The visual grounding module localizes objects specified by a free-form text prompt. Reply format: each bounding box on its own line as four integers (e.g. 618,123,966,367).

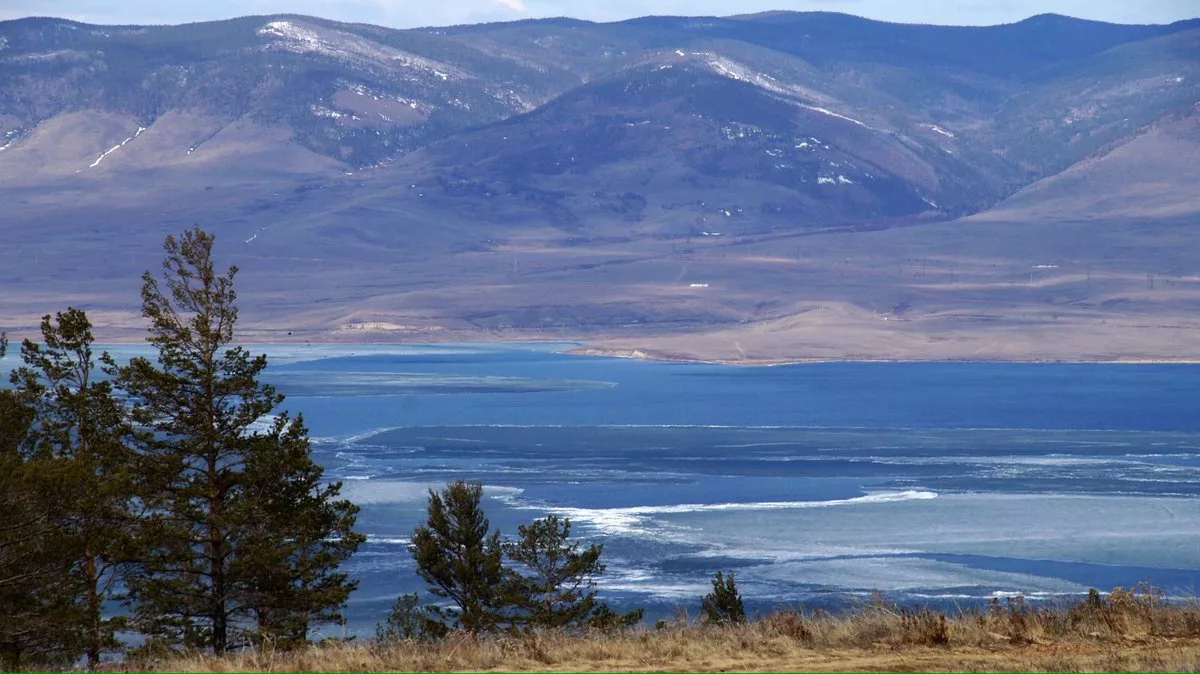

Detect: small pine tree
700,571,746,625
501,514,638,630
374,593,448,642
585,603,645,631
410,480,505,632
501,515,603,629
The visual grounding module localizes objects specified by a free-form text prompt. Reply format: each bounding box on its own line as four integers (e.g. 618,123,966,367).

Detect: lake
5,342,1200,638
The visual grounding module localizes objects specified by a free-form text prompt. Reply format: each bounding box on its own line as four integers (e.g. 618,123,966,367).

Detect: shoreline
561,344,1200,366
6,328,1199,366
247,326,1200,366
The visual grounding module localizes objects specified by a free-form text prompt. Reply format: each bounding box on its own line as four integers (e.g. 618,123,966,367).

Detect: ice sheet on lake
338,479,523,505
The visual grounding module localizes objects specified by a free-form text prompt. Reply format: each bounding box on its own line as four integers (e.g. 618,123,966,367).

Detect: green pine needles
701,571,747,625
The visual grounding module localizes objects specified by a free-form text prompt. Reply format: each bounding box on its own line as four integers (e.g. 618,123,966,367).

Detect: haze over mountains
1,11,1198,361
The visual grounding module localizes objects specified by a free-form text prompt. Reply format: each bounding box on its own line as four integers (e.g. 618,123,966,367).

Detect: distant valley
1,11,1198,361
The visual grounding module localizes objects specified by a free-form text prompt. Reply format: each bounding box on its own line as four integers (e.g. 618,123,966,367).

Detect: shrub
701,571,747,625
375,593,448,642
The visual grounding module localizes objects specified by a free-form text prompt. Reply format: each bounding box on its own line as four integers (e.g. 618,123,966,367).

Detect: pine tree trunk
210,496,227,652
85,554,101,669
211,550,227,653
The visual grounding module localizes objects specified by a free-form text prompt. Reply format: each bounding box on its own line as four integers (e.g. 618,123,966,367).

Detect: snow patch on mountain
801,104,869,128
0,129,19,153
257,20,464,81
697,53,804,102
926,124,955,138
83,125,145,170
688,52,876,131
312,105,347,120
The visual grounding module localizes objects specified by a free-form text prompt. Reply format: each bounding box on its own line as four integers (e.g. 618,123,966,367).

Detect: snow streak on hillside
83,125,145,170
257,20,461,81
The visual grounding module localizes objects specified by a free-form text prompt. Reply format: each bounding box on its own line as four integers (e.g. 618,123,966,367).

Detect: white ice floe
243,413,281,436
341,480,523,506
542,490,937,538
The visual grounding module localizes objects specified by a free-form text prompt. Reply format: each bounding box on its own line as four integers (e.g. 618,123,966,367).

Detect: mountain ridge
1,11,1198,361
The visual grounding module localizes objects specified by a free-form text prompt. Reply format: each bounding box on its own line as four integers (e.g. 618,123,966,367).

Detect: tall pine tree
11,309,136,668
0,334,42,669
0,334,83,669
116,227,362,652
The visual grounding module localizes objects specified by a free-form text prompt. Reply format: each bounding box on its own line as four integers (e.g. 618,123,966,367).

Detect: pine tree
501,515,609,629
700,571,746,625
240,415,365,646
410,480,505,632
0,336,82,669
11,308,135,668
375,593,448,642
0,376,44,670
115,227,362,652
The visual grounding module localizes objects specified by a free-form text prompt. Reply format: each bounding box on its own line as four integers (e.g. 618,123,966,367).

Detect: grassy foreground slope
143,589,1200,672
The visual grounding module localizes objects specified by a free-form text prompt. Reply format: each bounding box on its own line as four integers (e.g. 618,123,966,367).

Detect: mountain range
1,11,1198,361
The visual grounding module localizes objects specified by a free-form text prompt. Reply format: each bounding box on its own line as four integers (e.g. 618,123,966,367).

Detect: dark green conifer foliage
410,480,505,632
115,227,361,652
375,593,448,642
0,360,52,669
0,333,82,669
10,309,136,668
584,603,644,631
501,515,608,629
240,415,365,646
700,570,747,625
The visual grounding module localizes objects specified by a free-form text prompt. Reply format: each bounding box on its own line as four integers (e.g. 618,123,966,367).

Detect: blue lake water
5,342,1200,637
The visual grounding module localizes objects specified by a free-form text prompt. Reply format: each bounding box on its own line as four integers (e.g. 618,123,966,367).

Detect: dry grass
135,586,1200,672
